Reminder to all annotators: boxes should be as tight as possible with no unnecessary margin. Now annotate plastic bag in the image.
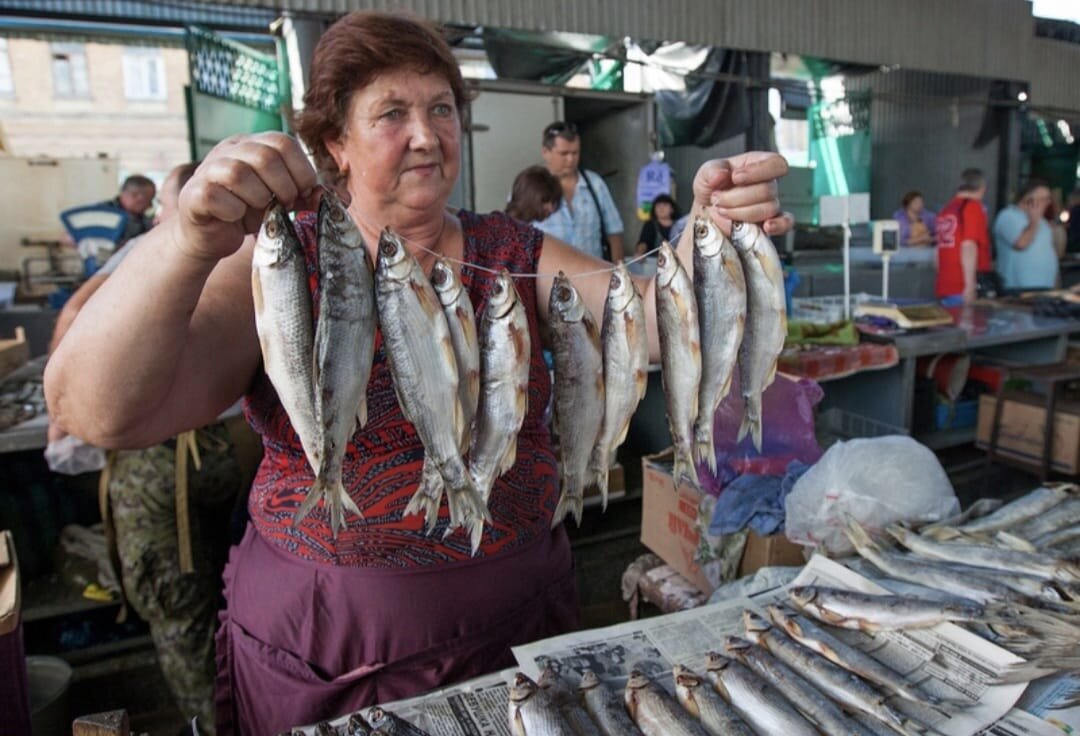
[784,435,959,556]
[44,434,106,475]
[698,373,824,495]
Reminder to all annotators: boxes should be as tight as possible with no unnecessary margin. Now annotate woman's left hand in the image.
[692,152,794,237]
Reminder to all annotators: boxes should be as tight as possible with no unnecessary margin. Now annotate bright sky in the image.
[1031,0,1080,23]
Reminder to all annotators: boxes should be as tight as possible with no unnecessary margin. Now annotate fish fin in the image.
[843,516,880,553]
[356,398,368,430]
[403,460,444,535]
[693,417,717,475]
[996,531,1038,552]
[552,487,584,528]
[673,448,701,491]
[634,367,648,401]
[497,436,519,479]
[764,360,778,389]
[739,393,763,452]
[445,471,490,545]
[292,485,323,528]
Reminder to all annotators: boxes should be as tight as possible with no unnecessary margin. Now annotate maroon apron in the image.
[214,524,579,735]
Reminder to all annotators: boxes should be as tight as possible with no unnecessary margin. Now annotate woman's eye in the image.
[432,103,454,118]
[381,108,405,121]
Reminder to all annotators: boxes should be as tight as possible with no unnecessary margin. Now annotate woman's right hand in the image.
[173,132,318,263]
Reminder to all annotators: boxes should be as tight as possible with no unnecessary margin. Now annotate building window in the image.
[52,42,90,98]
[122,47,166,101]
[0,40,13,96]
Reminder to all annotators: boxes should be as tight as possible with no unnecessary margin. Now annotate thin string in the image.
[346,204,667,280]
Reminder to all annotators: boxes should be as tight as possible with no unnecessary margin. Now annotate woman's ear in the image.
[325,136,349,178]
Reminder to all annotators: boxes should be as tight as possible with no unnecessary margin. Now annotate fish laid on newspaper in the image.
[367,707,432,736]
[294,190,376,535]
[509,673,576,736]
[672,664,753,736]
[692,217,746,475]
[730,221,786,452]
[252,203,322,481]
[468,270,530,504]
[624,670,709,736]
[704,651,819,736]
[406,257,481,530]
[788,585,987,631]
[376,228,488,552]
[549,273,605,527]
[538,664,602,736]
[587,262,648,508]
[655,241,702,489]
[948,485,1071,536]
[579,670,641,736]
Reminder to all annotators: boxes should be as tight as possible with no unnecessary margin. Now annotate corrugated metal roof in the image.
[0,0,277,31]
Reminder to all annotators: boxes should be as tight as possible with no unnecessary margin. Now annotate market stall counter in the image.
[818,304,1079,449]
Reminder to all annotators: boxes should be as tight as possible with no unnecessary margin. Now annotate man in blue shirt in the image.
[994,179,1058,291]
[536,121,625,262]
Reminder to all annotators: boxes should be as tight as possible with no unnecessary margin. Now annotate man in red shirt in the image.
[934,168,991,302]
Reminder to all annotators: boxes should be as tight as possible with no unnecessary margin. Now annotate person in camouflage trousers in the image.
[108,419,253,734]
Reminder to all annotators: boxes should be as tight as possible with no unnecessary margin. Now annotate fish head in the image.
[509,673,539,703]
[704,651,733,673]
[788,585,817,609]
[606,261,638,313]
[693,216,723,257]
[253,202,299,267]
[672,665,702,715]
[729,221,759,254]
[366,707,390,731]
[486,269,519,320]
[672,664,703,691]
[347,713,372,736]
[721,635,753,659]
[654,241,684,289]
[578,670,600,692]
[549,272,586,324]
[536,663,561,690]
[376,228,412,282]
[623,670,650,717]
[317,187,364,250]
[742,609,771,637]
[765,604,797,631]
[430,257,464,306]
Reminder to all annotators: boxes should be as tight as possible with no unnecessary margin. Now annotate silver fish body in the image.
[723,636,873,736]
[730,221,786,452]
[624,670,709,736]
[765,605,954,710]
[1037,524,1080,550]
[404,258,481,531]
[292,190,376,535]
[367,707,431,736]
[538,665,602,736]
[742,611,915,733]
[549,273,605,527]
[691,218,746,475]
[1013,496,1080,541]
[469,270,530,503]
[579,671,641,736]
[955,486,1071,535]
[510,673,577,736]
[789,585,985,631]
[587,263,648,508]
[655,242,702,489]
[672,665,753,736]
[252,203,321,477]
[375,229,489,552]
[703,652,822,736]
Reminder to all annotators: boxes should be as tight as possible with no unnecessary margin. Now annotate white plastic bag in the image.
[784,435,959,556]
[44,434,106,475]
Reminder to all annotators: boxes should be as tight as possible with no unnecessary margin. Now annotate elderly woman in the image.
[45,11,791,735]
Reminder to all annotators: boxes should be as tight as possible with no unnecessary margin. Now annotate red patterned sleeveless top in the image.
[244,210,558,567]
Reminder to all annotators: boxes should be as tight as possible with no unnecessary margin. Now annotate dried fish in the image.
[704,651,819,736]
[624,670,709,736]
[579,670,641,736]
[510,673,577,736]
[672,664,753,736]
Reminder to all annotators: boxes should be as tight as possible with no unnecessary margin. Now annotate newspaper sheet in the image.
[512,554,1042,736]
[1016,672,1080,732]
[291,668,517,736]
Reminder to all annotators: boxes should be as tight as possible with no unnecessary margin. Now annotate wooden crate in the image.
[0,327,29,381]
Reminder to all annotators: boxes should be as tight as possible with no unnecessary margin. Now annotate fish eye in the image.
[609,273,621,290]
[430,266,447,285]
[265,219,280,237]
[694,222,707,237]
[380,240,397,257]
[492,280,504,295]
[330,205,345,222]
[557,286,572,302]
[657,252,667,268]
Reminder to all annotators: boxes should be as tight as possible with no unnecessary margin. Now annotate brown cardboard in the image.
[976,394,1080,475]
[0,530,19,635]
[641,451,808,594]
[739,530,806,577]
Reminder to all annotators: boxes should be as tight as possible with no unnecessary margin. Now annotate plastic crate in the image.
[817,407,909,440]
[934,398,979,430]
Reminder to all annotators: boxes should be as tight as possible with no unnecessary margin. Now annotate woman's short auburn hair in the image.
[295,11,469,182]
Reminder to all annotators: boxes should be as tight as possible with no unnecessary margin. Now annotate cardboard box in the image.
[976,393,1080,475]
[641,451,806,594]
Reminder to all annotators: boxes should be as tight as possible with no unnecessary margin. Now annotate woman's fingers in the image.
[764,211,795,237]
[729,152,790,185]
[711,181,778,210]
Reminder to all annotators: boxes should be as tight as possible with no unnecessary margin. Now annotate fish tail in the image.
[693,418,717,475]
[404,462,444,535]
[445,469,490,548]
[293,475,363,539]
[738,393,763,451]
[586,447,610,512]
[552,487,584,528]
[292,485,324,529]
[672,446,701,492]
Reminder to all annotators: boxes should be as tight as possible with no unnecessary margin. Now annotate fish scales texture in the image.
[588,262,649,508]
[730,222,786,452]
[294,190,376,535]
[624,671,710,736]
[252,203,322,477]
[790,585,984,631]
[704,652,820,736]
[375,229,488,552]
[405,258,481,531]
[368,707,432,736]
[511,673,578,736]
[549,273,605,527]
[691,218,746,475]
[579,671,641,736]
[742,611,916,733]
[1013,496,1080,541]
[955,486,1070,535]
[655,242,702,489]
[538,665,603,736]
[672,665,753,736]
[766,605,951,709]
[723,636,875,736]
[469,270,531,504]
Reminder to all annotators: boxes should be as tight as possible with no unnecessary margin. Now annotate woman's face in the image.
[906,196,924,215]
[327,69,460,218]
[654,201,674,220]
